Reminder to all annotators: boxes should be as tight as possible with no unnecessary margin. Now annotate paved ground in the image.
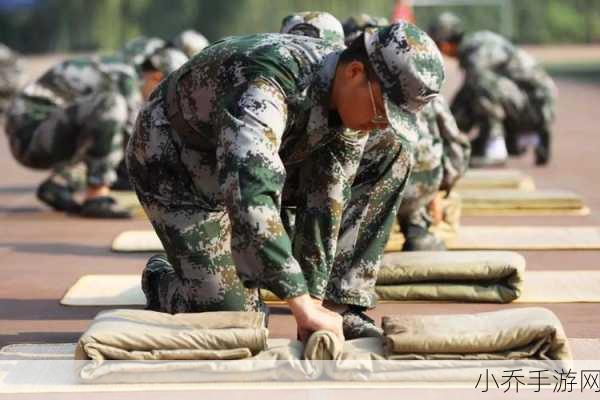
[1,47,599,347]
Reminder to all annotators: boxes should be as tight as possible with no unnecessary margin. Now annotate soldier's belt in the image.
[165,75,213,150]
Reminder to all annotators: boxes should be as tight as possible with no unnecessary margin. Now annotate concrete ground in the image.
[1,47,599,348]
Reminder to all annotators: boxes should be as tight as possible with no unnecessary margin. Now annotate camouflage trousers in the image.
[396,164,442,232]
[451,74,555,156]
[5,91,127,187]
[128,109,411,314]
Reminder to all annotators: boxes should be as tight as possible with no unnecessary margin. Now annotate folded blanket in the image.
[375,251,525,303]
[382,308,571,361]
[75,309,268,361]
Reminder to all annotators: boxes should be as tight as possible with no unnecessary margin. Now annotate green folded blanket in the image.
[75,309,268,361]
[382,308,571,361]
[375,251,525,303]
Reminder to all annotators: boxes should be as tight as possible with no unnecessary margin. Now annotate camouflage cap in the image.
[147,47,188,75]
[427,12,464,44]
[120,36,166,67]
[365,22,445,137]
[343,14,388,45]
[280,11,345,46]
[172,30,210,58]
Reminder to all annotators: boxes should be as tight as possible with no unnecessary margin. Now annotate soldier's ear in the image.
[343,60,366,81]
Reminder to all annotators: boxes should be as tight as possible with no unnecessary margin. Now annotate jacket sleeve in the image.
[291,129,367,298]
[215,79,308,300]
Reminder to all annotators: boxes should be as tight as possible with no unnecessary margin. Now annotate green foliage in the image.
[2,0,600,53]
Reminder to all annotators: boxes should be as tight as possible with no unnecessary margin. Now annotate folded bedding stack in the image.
[382,307,571,361]
[75,309,268,362]
[376,251,525,303]
[74,308,572,384]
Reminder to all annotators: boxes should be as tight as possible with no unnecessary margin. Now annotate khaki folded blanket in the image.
[382,307,571,361]
[386,226,600,251]
[375,251,525,303]
[460,189,587,216]
[456,169,535,191]
[75,309,268,362]
[75,309,331,383]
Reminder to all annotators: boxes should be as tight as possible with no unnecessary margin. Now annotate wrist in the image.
[287,294,314,320]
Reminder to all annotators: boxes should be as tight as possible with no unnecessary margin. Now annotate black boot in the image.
[36,179,81,213]
[141,254,174,312]
[402,224,446,251]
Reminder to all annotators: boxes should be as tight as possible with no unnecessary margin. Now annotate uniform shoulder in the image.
[188,33,337,93]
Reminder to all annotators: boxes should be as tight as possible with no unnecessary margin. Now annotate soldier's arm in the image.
[215,79,309,301]
[433,97,471,191]
[291,129,367,299]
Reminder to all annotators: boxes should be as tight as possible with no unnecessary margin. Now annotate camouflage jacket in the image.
[21,55,142,134]
[160,33,375,298]
[458,31,556,101]
[415,96,470,191]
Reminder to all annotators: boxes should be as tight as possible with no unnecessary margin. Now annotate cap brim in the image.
[383,92,419,144]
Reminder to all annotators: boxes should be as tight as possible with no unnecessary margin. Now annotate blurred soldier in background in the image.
[4,38,187,217]
[0,43,23,117]
[110,36,189,190]
[429,12,557,166]
[345,14,471,251]
[280,11,345,46]
[172,30,210,58]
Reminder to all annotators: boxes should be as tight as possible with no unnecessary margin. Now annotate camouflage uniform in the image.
[429,13,556,164]
[128,24,444,315]
[0,43,23,115]
[396,95,470,246]
[5,55,141,191]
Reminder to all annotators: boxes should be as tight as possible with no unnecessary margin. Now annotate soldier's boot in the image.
[141,254,178,312]
[36,178,81,213]
[110,160,132,191]
[402,224,446,251]
[79,196,132,219]
[341,306,383,340]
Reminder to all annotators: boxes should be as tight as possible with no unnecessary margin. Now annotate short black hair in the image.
[338,33,377,80]
[140,59,158,73]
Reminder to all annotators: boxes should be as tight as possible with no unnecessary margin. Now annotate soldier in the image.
[172,30,210,58]
[0,43,23,116]
[344,14,470,251]
[127,22,444,339]
[4,42,186,217]
[428,12,557,166]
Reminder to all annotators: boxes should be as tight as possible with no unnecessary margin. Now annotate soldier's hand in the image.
[287,294,344,342]
[428,193,444,225]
